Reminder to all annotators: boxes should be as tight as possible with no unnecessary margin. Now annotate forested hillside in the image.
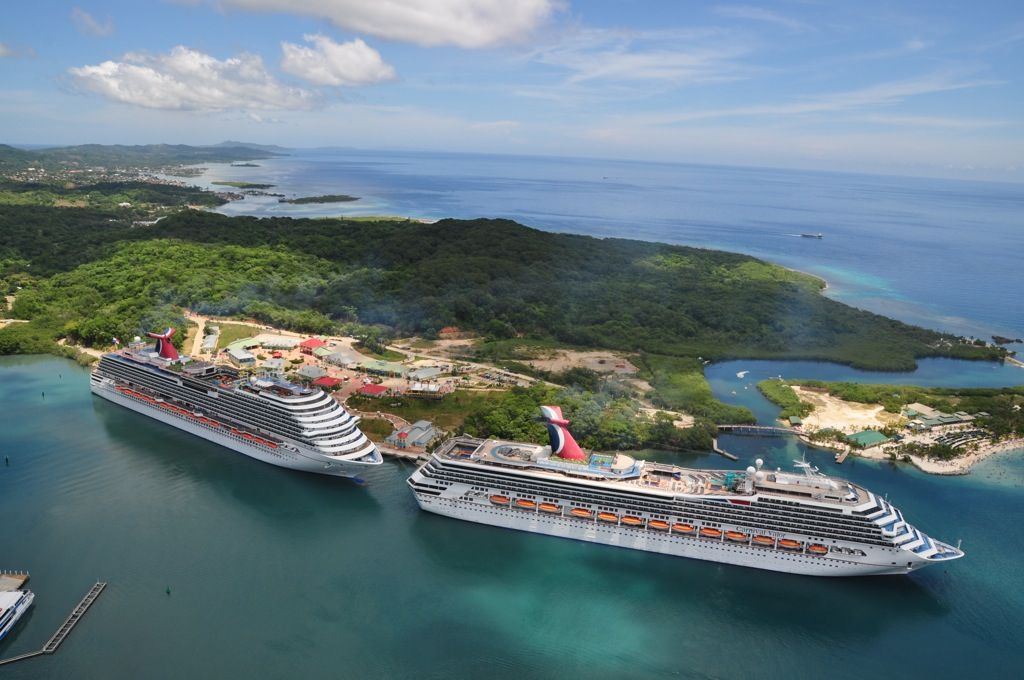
[0,196,1008,422]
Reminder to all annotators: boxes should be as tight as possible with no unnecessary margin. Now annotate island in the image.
[230,163,260,167]
[278,194,359,204]
[0,161,1015,459]
[211,181,276,189]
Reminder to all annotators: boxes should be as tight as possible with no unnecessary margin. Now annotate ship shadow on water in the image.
[90,397,383,521]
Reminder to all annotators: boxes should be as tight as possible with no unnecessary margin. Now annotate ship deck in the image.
[436,436,869,506]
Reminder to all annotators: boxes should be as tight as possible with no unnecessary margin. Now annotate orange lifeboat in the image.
[489,495,510,506]
[778,539,802,551]
[725,531,748,542]
[515,498,536,509]
[752,535,774,546]
[570,507,593,518]
[808,544,828,555]
[266,442,279,449]
[621,516,644,527]
[699,527,723,539]
[539,503,561,513]
[672,523,696,534]
[597,512,619,523]
[649,520,670,531]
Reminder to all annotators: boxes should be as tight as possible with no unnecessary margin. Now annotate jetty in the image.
[0,582,107,668]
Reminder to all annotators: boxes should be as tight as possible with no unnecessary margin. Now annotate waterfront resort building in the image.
[407,382,446,400]
[361,359,406,377]
[386,420,439,449]
[296,364,327,381]
[226,347,256,367]
[847,430,890,449]
[262,358,285,375]
[312,376,343,389]
[408,366,445,381]
[326,350,361,368]
[299,338,328,355]
[359,384,389,398]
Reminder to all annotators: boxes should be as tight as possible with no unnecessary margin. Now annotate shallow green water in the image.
[2,355,1023,679]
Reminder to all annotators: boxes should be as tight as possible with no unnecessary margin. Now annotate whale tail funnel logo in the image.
[539,405,587,461]
[146,327,180,361]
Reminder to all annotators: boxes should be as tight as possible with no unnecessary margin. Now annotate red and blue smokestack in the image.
[146,327,180,361]
[539,405,587,461]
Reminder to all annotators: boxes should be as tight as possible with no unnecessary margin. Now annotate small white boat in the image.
[0,590,34,641]
[736,370,749,378]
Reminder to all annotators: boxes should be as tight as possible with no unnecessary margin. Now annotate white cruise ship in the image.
[407,405,964,576]
[0,590,34,641]
[90,328,381,477]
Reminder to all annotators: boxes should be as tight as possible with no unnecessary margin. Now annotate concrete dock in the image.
[0,570,30,591]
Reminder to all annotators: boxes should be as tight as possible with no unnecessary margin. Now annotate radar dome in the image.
[746,466,756,475]
[755,458,764,470]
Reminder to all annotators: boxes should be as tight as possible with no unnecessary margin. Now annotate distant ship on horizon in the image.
[801,232,824,238]
[408,406,964,577]
[90,328,381,477]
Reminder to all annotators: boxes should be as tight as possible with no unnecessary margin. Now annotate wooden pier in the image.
[0,582,106,668]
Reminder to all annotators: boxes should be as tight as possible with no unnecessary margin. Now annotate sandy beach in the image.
[792,386,901,433]
[849,436,1024,475]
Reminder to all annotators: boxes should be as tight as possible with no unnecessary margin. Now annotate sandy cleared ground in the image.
[526,350,638,375]
[856,437,1024,475]
[793,386,902,433]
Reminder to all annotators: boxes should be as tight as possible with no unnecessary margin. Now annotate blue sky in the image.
[1,1,1023,180]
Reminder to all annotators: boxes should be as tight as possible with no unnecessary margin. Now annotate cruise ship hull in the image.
[412,492,924,577]
[91,378,373,478]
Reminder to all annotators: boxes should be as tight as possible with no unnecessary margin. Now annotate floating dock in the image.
[0,582,107,668]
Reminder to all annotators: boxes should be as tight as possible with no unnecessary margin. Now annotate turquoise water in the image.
[196,150,1024,340]
[2,355,1023,678]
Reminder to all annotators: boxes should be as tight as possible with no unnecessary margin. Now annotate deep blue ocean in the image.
[202,149,1024,340]
[2,152,1022,677]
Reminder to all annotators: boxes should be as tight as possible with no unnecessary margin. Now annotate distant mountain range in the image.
[0,142,288,171]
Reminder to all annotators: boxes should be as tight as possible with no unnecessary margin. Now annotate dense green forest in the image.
[0,180,224,212]
[756,379,814,419]
[0,182,1011,429]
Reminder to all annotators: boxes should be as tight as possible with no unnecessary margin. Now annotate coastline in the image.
[852,437,1024,475]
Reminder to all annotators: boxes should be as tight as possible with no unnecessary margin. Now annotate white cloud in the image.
[609,73,1001,126]
[713,5,810,32]
[71,7,114,37]
[0,43,14,58]
[214,0,554,48]
[528,27,752,86]
[281,35,395,87]
[69,46,317,111]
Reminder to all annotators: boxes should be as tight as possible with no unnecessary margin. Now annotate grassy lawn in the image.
[348,390,503,430]
[353,344,406,362]
[358,417,395,442]
[216,322,258,350]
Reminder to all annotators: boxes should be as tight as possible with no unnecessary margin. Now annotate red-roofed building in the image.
[359,384,389,397]
[312,376,343,388]
[299,337,327,355]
